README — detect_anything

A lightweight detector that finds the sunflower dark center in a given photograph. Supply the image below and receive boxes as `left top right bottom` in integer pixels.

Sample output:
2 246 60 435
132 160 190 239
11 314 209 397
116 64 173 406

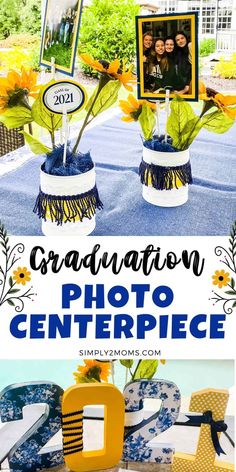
99 59 122 74
19 273 25 278
218 276 224 281
87 366 101 381
99 59 110 69
206 87 217 98
8 88 29 107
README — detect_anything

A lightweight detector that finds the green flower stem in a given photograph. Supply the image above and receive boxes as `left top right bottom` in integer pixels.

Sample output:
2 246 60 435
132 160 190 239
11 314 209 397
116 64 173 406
132 360 142 380
0 281 16 305
28 123 33 136
183 101 218 150
0 250 7 305
200 99 216 118
50 115 56 149
72 75 110 154
184 115 201 150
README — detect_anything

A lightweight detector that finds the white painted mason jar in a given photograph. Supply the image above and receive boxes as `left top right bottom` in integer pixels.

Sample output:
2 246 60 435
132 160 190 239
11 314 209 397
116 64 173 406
34 165 101 236
141 146 191 207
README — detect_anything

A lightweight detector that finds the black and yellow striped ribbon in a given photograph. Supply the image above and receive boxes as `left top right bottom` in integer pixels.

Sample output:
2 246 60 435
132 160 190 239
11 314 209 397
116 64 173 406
62 409 84 456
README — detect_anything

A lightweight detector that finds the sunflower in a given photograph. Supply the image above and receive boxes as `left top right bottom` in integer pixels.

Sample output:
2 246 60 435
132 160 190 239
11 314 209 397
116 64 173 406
212 269 230 289
120 93 156 122
199 82 236 119
0 67 40 113
80 53 135 91
74 360 111 383
13 267 31 286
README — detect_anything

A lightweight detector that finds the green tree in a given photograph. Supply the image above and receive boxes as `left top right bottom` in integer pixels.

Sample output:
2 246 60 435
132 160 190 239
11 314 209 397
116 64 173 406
79 0 140 74
0 0 21 39
20 0 41 35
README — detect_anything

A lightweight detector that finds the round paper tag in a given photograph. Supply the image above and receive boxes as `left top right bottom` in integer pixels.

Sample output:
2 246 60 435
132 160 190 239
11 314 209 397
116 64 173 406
42 80 87 115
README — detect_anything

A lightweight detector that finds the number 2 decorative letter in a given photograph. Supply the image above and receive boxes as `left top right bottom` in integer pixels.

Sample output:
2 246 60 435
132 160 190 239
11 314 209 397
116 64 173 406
0 381 64 471
172 388 234 471
62 383 125 472
123 379 181 463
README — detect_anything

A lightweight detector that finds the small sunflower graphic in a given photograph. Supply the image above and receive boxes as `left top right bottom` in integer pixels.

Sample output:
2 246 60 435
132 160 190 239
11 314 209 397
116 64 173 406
212 269 230 289
13 266 31 286
74 359 111 383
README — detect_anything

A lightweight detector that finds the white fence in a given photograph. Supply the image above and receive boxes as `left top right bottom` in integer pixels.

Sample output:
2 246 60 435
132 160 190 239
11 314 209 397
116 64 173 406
217 30 236 53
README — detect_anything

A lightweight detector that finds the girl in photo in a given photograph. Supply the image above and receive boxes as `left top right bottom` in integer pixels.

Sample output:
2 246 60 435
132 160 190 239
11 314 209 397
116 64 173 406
174 31 192 94
64 8 72 45
146 38 177 93
165 36 175 57
59 12 66 43
143 31 153 63
145 38 167 91
142 31 154 91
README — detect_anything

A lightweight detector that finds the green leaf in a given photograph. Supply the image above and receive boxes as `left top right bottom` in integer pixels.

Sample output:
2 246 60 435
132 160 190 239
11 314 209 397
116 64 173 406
32 81 62 131
138 103 156 141
21 130 51 155
9 276 13 287
231 278 235 289
85 83 100 113
9 288 20 294
0 106 33 129
201 110 234 134
179 117 203 148
225 290 236 295
120 360 134 368
76 376 98 383
87 80 121 118
167 96 198 149
133 360 159 380
232 301 236 308
7 299 15 306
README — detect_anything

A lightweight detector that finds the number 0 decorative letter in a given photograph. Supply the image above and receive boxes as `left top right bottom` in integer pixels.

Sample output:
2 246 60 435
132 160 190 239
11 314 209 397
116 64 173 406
172 388 234 471
62 383 125 471
123 379 181 463
0 381 64 471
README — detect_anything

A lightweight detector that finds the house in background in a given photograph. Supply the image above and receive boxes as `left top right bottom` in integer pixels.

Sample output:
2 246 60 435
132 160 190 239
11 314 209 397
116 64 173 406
138 0 236 52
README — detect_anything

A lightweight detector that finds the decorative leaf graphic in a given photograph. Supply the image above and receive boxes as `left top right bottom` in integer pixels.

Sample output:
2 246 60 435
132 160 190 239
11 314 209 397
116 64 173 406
0 221 35 312
210 221 236 314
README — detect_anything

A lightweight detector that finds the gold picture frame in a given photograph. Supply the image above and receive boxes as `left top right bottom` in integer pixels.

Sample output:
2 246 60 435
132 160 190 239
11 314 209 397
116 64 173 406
136 12 198 101
40 0 83 76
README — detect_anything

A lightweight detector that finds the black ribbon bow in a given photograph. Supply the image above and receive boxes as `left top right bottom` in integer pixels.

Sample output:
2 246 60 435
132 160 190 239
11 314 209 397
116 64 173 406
185 410 228 456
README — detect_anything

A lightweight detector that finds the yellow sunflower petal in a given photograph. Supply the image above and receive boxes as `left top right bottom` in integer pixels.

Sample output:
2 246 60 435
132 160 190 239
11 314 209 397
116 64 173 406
119 100 134 114
121 115 134 122
127 93 139 109
7 70 21 88
224 108 236 119
145 100 156 111
199 81 206 95
80 53 105 73
107 59 120 74
215 93 236 107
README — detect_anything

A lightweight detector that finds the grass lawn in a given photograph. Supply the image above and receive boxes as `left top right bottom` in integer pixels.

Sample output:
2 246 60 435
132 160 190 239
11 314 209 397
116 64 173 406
43 42 72 69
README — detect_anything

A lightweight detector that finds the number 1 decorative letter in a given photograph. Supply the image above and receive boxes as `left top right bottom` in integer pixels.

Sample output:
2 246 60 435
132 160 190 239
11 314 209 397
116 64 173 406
172 388 234 471
123 379 181 463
